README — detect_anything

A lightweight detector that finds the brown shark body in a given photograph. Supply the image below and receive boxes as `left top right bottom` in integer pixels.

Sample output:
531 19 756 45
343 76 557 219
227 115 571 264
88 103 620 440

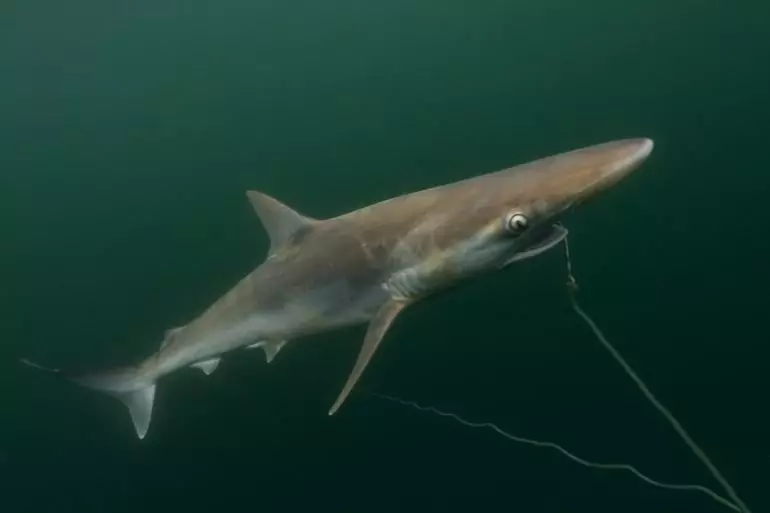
27 138 654 438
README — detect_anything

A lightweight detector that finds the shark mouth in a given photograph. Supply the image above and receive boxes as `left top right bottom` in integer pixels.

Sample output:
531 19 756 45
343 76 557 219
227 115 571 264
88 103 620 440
500 224 569 268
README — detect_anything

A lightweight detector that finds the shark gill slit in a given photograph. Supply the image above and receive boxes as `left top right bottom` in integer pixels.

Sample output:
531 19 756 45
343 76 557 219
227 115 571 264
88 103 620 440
386 269 424 300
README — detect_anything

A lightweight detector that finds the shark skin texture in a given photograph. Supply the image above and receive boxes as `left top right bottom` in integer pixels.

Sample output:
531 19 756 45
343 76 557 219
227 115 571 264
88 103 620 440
23 138 654 439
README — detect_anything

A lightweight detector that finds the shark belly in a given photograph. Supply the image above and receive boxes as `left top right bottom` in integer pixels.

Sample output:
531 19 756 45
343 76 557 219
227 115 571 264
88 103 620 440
151 313 277 377
251 277 391 346
150 274 390 380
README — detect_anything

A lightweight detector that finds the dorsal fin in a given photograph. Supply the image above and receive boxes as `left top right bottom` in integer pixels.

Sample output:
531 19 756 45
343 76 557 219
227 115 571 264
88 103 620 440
246 191 317 255
160 326 184 350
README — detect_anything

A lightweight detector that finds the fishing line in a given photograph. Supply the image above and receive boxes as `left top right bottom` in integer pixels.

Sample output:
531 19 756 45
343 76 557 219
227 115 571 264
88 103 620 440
369 392 740 511
366 230 750 512
562 235 751 513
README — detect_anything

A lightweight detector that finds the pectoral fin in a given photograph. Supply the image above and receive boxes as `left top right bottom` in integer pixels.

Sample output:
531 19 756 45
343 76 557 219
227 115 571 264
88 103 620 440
328 300 407 416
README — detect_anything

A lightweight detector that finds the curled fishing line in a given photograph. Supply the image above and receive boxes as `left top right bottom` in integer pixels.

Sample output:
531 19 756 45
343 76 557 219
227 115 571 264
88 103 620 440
369 392 740 512
366 228 748 512
562 232 750 513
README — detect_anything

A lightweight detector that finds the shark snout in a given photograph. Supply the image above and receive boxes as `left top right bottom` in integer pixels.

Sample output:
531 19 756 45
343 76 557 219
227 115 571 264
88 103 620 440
524 138 655 213
572 137 654 200
606 137 654 177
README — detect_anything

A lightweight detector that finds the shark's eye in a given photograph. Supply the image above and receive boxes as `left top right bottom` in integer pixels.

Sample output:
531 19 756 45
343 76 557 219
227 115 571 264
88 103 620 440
505 212 529 235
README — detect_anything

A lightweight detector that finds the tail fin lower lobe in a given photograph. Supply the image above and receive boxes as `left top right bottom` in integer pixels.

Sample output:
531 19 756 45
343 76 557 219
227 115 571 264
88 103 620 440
21 358 156 439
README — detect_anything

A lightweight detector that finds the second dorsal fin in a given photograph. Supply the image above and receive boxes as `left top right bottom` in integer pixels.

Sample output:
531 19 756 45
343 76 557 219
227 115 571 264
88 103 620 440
246 190 318 255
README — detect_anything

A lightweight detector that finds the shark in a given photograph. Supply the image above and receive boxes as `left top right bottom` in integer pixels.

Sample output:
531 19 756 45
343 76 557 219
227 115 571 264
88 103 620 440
24 137 654 439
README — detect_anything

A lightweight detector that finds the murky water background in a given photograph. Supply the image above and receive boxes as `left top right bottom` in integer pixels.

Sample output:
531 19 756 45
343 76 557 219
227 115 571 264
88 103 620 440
2 1 768 512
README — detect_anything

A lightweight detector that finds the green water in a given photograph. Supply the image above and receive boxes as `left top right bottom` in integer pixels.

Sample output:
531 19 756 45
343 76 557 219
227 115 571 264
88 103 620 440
2 1 768 512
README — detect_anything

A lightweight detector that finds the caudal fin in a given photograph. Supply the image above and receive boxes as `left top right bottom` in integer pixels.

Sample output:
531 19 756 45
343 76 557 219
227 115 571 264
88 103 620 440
113 384 156 439
21 358 157 439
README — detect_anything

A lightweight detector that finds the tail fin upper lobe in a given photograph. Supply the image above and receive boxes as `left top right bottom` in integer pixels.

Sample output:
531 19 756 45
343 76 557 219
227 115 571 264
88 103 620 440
21 359 156 439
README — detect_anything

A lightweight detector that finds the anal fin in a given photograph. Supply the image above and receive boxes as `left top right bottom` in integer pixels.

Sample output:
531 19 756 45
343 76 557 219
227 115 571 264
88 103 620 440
262 340 287 363
192 358 220 376
246 340 287 363
328 300 407 416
